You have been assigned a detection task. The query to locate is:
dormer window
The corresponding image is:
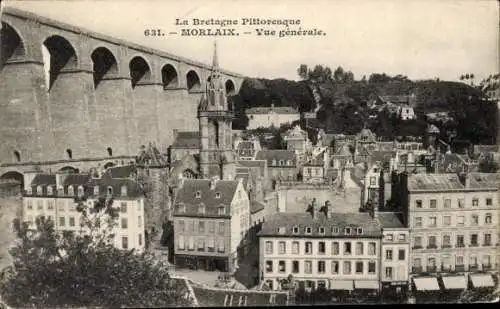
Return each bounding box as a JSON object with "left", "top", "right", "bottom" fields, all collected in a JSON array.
[
  {"left": 305, "top": 227, "right": 312, "bottom": 234},
  {"left": 67, "top": 185, "right": 74, "bottom": 196},
  {"left": 357, "top": 227, "right": 363, "bottom": 235},
  {"left": 332, "top": 227, "right": 339, "bottom": 234},
  {"left": 120, "top": 185, "right": 127, "bottom": 197},
  {"left": 47, "top": 186, "right": 53, "bottom": 196},
  {"left": 287, "top": 160, "right": 292, "bottom": 166},
  {"left": 318, "top": 227, "right": 325, "bottom": 234},
  {"left": 26, "top": 187, "right": 32, "bottom": 195},
  {"left": 279, "top": 160, "right": 284, "bottom": 166},
  {"left": 198, "top": 204, "right": 205, "bottom": 214},
  {"left": 292, "top": 226, "right": 299, "bottom": 234},
  {"left": 77, "top": 186, "right": 84, "bottom": 197},
  {"left": 93, "top": 185, "right": 99, "bottom": 196},
  {"left": 272, "top": 159, "right": 277, "bottom": 166},
  {"left": 36, "top": 185, "right": 42, "bottom": 195},
  {"left": 178, "top": 204, "right": 186, "bottom": 213},
  {"left": 345, "top": 227, "right": 352, "bottom": 235},
  {"left": 278, "top": 227, "right": 286, "bottom": 234},
  {"left": 215, "top": 192, "right": 221, "bottom": 199},
  {"left": 107, "top": 186, "right": 113, "bottom": 196},
  {"left": 195, "top": 191, "right": 201, "bottom": 199},
  {"left": 218, "top": 206, "right": 225, "bottom": 215},
  {"left": 57, "top": 186, "right": 64, "bottom": 195}
]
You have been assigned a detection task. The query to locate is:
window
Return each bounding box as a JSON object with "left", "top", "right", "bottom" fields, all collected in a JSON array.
[
  {"left": 208, "top": 221, "right": 215, "bottom": 233},
  {"left": 344, "top": 242, "right": 352, "bottom": 255},
  {"left": 430, "top": 199, "right": 437, "bottom": 208},
  {"left": 443, "top": 235, "right": 451, "bottom": 247},
  {"left": 470, "top": 234, "right": 478, "bottom": 246},
  {"left": 196, "top": 238, "right": 205, "bottom": 251},
  {"left": 195, "top": 191, "right": 201, "bottom": 198},
  {"left": 443, "top": 216, "right": 451, "bottom": 226},
  {"left": 305, "top": 227, "right": 312, "bottom": 234},
  {"left": 138, "top": 234, "right": 142, "bottom": 246},
  {"left": 458, "top": 199, "right": 465, "bottom": 208},
  {"left": 198, "top": 205, "right": 205, "bottom": 214},
  {"left": 368, "top": 261, "right": 376, "bottom": 274},
  {"left": 345, "top": 227, "right": 352, "bottom": 235},
  {"left": 67, "top": 186, "right": 74, "bottom": 196},
  {"left": 486, "top": 198, "right": 492, "bottom": 206},
  {"left": 413, "top": 258, "right": 422, "bottom": 268},
  {"left": 386, "top": 234, "right": 394, "bottom": 241},
  {"left": 289, "top": 260, "right": 299, "bottom": 273},
  {"left": 444, "top": 199, "right": 451, "bottom": 208},
  {"left": 385, "top": 267, "right": 393, "bottom": 279},
  {"left": 331, "top": 261, "right": 339, "bottom": 274},
  {"left": 485, "top": 213, "right": 492, "bottom": 224},
  {"left": 415, "top": 200, "right": 422, "bottom": 208},
  {"left": 207, "top": 238, "right": 215, "bottom": 252},
  {"left": 36, "top": 186, "right": 42, "bottom": 195},
  {"left": 428, "top": 236, "right": 437, "bottom": 248},
  {"left": 278, "top": 227, "right": 286, "bottom": 235},
  {"left": 292, "top": 226, "right": 299, "bottom": 234},
  {"left": 215, "top": 192, "right": 221, "bottom": 199},
  {"left": 47, "top": 201, "right": 54, "bottom": 210},
  {"left": 385, "top": 249, "right": 393, "bottom": 260},
  {"left": 370, "top": 177, "right": 376, "bottom": 186},
  {"left": 305, "top": 242, "right": 312, "bottom": 254},
  {"left": 471, "top": 215, "right": 479, "bottom": 226},
  {"left": 355, "top": 261, "right": 363, "bottom": 274},
  {"left": 415, "top": 217, "right": 422, "bottom": 227},
  {"left": 265, "top": 261, "right": 273, "bottom": 273},
  {"left": 59, "top": 217, "right": 65, "bottom": 227},
  {"left": 332, "top": 227, "right": 339, "bottom": 234},
  {"left": 57, "top": 200, "right": 65, "bottom": 212},
  {"left": 414, "top": 236, "right": 422, "bottom": 248},
  {"left": 265, "top": 241, "right": 273, "bottom": 254},
  {"left": 318, "top": 227, "right": 325, "bottom": 234},
  {"left": 472, "top": 198, "right": 478, "bottom": 207},
  {"left": 122, "top": 237, "right": 128, "bottom": 249},
  {"left": 456, "top": 256, "right": 464, "bottom": 265},
  {"left": 470, "top": 256, "right": 477, "bottom": 266},
  {"left": 120, "top": 202, "right": 127, "bottom": 213},
  {"left": 304, "top": 261, "right": 312, "bottom": 274},
  {"left": 456, "top": 235, "right": 465, "bottom": 247},
  {"left": 278, "top": 241, "right": 286, "bottom": 254},
  {"left": 178, "top": 220, "right": 185, "bottom": 232},
  {"left": 121, "top": 218, "right": 128, "bottom": 229},
  {"left": 332, "top": 242, "right": 339, "bottom": 255},
  {"left": 428, "top": 217, "right": 437, "bottom": 227},
  {"left": 37, "top": 200, "right": 43, "bottom": 210},
  {"left": 69, "top": 217, "right": 75, "bottom": 227},
  {"left": 357, "top": 227, "right": 363, "bottom": 235},
  {"left": 398, "top": 234, "right": 406, "bottom": 242},
  {"left": 355, "top": 242, "right": 364, "bottom": 255},
  {"left": 106, "top": 186, "right": 113, "bottom": 196},
  {"left": 93, "top": 186, "right": 99, "bottom": 196},
  {"left": 218, "top": 222, "right": 225, "bottom": 233},
  {"left": 398, "top": 249, "right": 405, "bottom": 260},
  {"left": 483, "top": 255, "right": 491, "bottom": 266},
  {"left": 218, "top": 207, "right": 225, "bottom": 215},
  {"left": 292, "top": 241, "right": 299, "bottom": 254},
  {"left": 484, "top": 233, "right": 492, "bottom": 246},
  {"left": 318, "top": 241, "right": 326, "bottom": 254},
  {"left": 457, "top": 216, "right": 465, "bottom": 225},
  {"left": 198, "top": 221, "right": 205, "bottom": 233},
  {"left": 343, "top": 261, "right": 351, "bottom": 274},
  {"left": 217, "top": 239, "right": 225, "bottom": 253},
  {"left": 318, "top": 261, "right": 326, "bottom": 273},
  {"left": 368, "top": 242, "right": 376, "bottom": 255},
  {"left": 177, "top": 236, "right": 185, "bottom": 250},
  {"left": 26, "top": 200, "right": 33, "bottom": 210}
]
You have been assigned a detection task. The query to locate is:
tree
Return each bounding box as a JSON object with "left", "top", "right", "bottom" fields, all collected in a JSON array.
[
  {"left": 297, "top": 64, "right": 309, "bottom": 80},
  {"left": 333, "top": 66, "right": 345, "bottom": 82},
  {"left": 0, "top": 196, "right": 192, "bottom": 308}
]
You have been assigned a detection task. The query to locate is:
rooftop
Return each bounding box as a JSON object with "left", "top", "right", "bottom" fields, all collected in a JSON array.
[
  {"left": 106, "top": 165, "right": 136, "bottom": 179},
  {"left": 258, "top": 212, "right": 382, "bottom": 238},
  {"left": 377, "top": 212, "right": 406, "bottom": 229},
  {"left": 255, "top": 150, "right": 296, "bottom": 167},
  {"left": 136, "top": 143, "right": 168, "bottom": 167},
  {"left": 408, "top": 172, "right": 500, "bottom": 191},
  {"left": 250, "top": 200, "right": 265, "bottom": 214},
  {"left": 172, "top": 131, "right": 200, "bottom": 149},
  {"left": 246, "top": 106, "right": 299, "bottom": 115}
]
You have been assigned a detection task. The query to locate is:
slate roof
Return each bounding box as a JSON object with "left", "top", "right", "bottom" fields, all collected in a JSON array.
[
  {"left": 30, "top": 174, "right": 56, "bottom": 186},
  {"left": 136, "top": 143, "right": 168, "bottom": 167},
  {"left": 172, "top": 131, "right": 200, "bottom": 149},
  {"left": 377, "top": 212, "right": 406, "bottom": 229},
  {"left": 258, "top": 212, "right": 383, "bottom": 238},
  {"left": 407, "top": 173, "right": 500, "bottom": 192},
  {"left": 237, "top": 160, "right": 267, "bottom": 177},
  {"left": 86, "top": 177, "right": 144, "bottom": 198},
  {"left": 106, "top": 165, "right": 137, "bottom": 179},
  {"left": 255, "top": 150, "right": 296, "bottom": 167},
  {"left": 246, "top": 106, "right": 299, "bottom": 115},
  {"left": 173, "top": 179, "right": 241, "bottom": 217},
  {"left": 427, "top": 124, "right": 440, "bottom": 134},
  {"left": 370, "top": 150, "right": 396, "bottom": 163},
  {"left": 250, "top": 200, "right": 265, "bottom": 214},
  {"left": 334, "top": 144, "right": 352, "bottom": 157}
]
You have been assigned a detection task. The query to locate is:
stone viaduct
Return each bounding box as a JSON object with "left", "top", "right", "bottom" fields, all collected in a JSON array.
[{"left": 0, "top": 7, "right": 244, "bottom": 185}]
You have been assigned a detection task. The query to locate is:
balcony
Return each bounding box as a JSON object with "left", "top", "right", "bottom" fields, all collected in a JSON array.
[
  {"left": 426, "top": 245, "right": 438, "bottom": 249},
  {"left": 412, "top": 245, "right": 423, "bottom": 250},
  {"left": 469, "top": 264, "right": 479, "bottom": 272},
  {"left": 454, "top": 265, "right": 466, "bottom": 272},
  {"left": 412, "top": 266, "right": 423, "bottom": 273},
  {"left": 456, "top": 243, "right": 465, "bottom": 248},
  {"left": 426, "top": 266, "right": 438, "bottom": 273}
]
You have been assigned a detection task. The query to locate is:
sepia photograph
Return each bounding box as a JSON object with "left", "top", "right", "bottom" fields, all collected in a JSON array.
[{"left": 0, "top": 0, "right": 498, "bottom": 307}]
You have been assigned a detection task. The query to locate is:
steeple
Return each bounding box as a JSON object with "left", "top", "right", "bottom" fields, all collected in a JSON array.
[{"left": 212, "top": 40, "right": 219, "bottom": 73}]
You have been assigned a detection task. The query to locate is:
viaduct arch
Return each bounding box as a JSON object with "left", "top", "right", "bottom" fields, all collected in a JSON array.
[{"left": 0, "top": 7, "right": 244, "bottom": 170}]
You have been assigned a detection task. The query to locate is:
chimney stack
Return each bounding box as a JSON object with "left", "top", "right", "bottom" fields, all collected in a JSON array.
[{"left": 209, "top": 176, "right": 219, "bottom": 190}]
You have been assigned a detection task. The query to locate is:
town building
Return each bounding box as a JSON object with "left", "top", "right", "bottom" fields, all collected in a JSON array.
[
  {"left": 246, "top": 104, "right": 300, "bottom": 130},
  {"left": 233, "top": 136, "right": 261, "bottom": 160},
  {"left": 170, "top": 130, "right": 201, "bottom": 162},
  {"left": 255, "top": 150, "right": 298, "bottom": 183},
  {"left": 398, "top": 105, "right": 416, "bottom": 120},
  {"left": 22, "top": 168, "right": 146, "bottom": 252},
  {"left": 258, "top": 205, "right": 383, "bottom": 294},
  {"left": 172, "top": 177, "right": 250, "bottom": 273},
  {"left": 284, "top": 125, "right": 311, "bottom": 161},
  {"left": 377, "top": 212, "right": 410, "bottom": 295},
  {"left": 395, "top": 172, "right": 499, "bottom": 295},
  {"left": 301, "top": 147, "right": 328, "bottom": 184}
]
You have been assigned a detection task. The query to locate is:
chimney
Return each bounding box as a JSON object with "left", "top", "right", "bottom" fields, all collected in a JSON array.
[
  {"left": 209, "top": 176, "right": 219, "bottom": 190},
  {"left": 459, "top": 172, "right": 470, "bottom": 188},
  {"left": 311, "top": 198, "right": 318, "bottom": 219},
  {"left": 322, "top": 200, "right": 331, "bottom": 218},
  {"left": 177, "top": 173, "right": 184, "bottom": 188}
]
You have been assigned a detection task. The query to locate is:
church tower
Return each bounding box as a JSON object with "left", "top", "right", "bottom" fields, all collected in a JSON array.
[{"left": 198, "top": 42, "right": 235, "bottom": 180}]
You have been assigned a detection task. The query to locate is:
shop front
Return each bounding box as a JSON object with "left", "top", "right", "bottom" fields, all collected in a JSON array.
[
  {"left": 174, "top": 254, "right": 230, "bottom": 272},
  {"left": 439, "top": 275, "right": 467, "bottom": 302},
  {"left": 329, "top": 280, "right": 354, "bottom": 303},
  {"left": 353, "top": 280, "right": 380, "bottom": 302},
  {"left": 411, "top": 276, "right": 442, "bottom": 303},
  {"left": 467, "top": 273, "right": 496, "bottom": 301}
]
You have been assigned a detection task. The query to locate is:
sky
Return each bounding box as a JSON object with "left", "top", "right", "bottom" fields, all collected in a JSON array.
[{"left": 2, "top": 0, "right": 499, "bottom": 82}]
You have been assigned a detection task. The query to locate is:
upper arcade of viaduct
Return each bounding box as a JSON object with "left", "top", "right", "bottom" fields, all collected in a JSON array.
[{"left": 0, "top": 7, "right": 245, "bottom": 181}]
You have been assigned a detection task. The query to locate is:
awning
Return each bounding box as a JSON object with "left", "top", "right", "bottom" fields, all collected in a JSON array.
[
  {"left": 441, "top": 276, "right": 466, "bottom": 290},
  {"left": 330, "top": 280, "right": 354, "bottom": 291},
  {"left": 413, "top": 277, "right": 440, "bottom": 291},
  {"left": 470, "top": 274, "right": 495, "bottom": 288},
  {"left": 354, "top": 280, "right": 379, "bottom": 290}
]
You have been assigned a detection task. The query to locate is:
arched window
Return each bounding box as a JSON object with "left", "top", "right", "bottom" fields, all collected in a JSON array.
[
  {"left": 107, "top": 186, "right": 113, "bottom": 196},
  {"left": 36, "top": 185, "right": 42, "bottom": 195},
  {"left": 67, "top": 185, "right": 74, "bottom": 196},
  {"left": 107, "top": 147, "right": 113, "bottom": 156},
  {"left": 93, "top": 185, "right": 100, "bottom": 196},
  {"left": 198, "top": 204, "right": 205, "bottom": 214},
  {"left": 77, "top": 186, "right": 84, "bottom": 197},
  {"left": 57, "top": 186, "right": 64, "bottom": 195},
  {"left": 47, "top": 186, "right": 53, "bottom": 196},
  {"left": 66, "top": 149, "right": 73, "bottom": 159},
  {"left": 121, "top": 185, "right": 127, "bottom": 197},
  {"left": 13, "top": 150, "right": 21, "bottom": 162}
]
